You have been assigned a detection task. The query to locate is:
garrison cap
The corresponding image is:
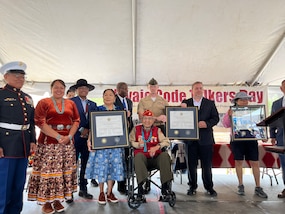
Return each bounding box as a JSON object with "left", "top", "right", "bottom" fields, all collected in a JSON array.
[{"left": 148, "top": 78, "right": 158, "bottom": 85}]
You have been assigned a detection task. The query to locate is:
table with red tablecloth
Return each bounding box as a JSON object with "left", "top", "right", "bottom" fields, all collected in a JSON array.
[
  {"left": 212, "top": 143, "right": 281, "bottom": 185},
  {"left": 212, "top": 143, "right": 280, "bottom": 168}
]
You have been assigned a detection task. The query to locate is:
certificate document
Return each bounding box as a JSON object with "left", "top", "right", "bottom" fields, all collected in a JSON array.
[
  {"left": 166, "top": 107, "right": 199, "bottom": 140},
  {"left": 90, "top": 111, "right": 129, "bottom": 149},
  {"left": 170, "top": 111, "right": 194, "bottom": 129},
  {"left": 96, "top": 115, "right": 123, "bottom": 137}
]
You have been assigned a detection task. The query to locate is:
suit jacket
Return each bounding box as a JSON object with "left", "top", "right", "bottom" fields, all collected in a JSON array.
[
  {"left": 115, "top": 95, "right": 134, "bottom": 133},
  {"left": 270, "top": 97, "right": 284, "bottom": 146},
  {"left": 71, "top": 96, "right": 97, "bottom": 144},
  {"left": 182, "top": 97, "right": 219, "bottom": 146}
]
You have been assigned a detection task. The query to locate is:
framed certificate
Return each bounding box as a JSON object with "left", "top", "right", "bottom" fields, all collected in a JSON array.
[
  {"left": 231, "top": 105, "right": 267, "bottom": 141},
  {"left": 90, "top": 110, "right": 129, "bottom": 149},
  {"left": 166, "top": 107, "right": 199, "bottom": 140}
]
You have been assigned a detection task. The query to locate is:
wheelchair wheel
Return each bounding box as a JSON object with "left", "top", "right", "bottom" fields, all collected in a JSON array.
[
  {"left": 127, "top": 194, "right": 142, "bottom": 209},
  {"left": 168, "top": 191, "right": 176, "bottom": 207}
]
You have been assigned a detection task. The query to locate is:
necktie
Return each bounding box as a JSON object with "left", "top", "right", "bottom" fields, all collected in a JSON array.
[
  {"left": 122, "top": 98, "right": 127, "bottom": 110},
  {"left": 85, "top": 102, "right": 88, "bottom": 118}
]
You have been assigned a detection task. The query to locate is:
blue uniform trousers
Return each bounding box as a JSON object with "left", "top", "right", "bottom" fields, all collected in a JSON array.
[{"left": 0, "top": 158, "right": 28, "bottom": 214}]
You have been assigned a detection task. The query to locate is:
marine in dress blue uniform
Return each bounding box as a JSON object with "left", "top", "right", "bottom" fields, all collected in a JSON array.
[{"left": 0, "top": 61, "right": 36, "bottom": 214}]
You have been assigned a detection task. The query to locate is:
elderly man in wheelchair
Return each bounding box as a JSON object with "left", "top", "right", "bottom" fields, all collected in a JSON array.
[{"left": 128, "top": 110, "right": 175, "bottom": 207}]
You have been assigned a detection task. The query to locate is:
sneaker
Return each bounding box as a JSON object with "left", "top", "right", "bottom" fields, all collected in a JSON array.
[
  {"left": 53, "top": 200, "right": 64, "bottom": 213},
  {"left": 42, "top": 202, "right": 55, "bottom": 214},
  {"left": 254, "top": 187, "right": 268, "bottom": 198},
  {"left": 107, "top": 192, "right": 119, "bottom": 203},
  {"left": 98, "top": 192, "right": 106, "bottom": 205},
  {"left": 237, "top": 184, "right": 245, "bottom": 195},
  {"left": 278, "top": 189, "right": 285, "bottom": 198},
  {"left": 206, "top": 189, "right": 217, "bottom": 197}
]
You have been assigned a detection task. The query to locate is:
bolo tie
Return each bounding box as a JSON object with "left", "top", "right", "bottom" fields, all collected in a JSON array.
[{"left": 141, "top": 127, "right": 153, "bottom": 152}]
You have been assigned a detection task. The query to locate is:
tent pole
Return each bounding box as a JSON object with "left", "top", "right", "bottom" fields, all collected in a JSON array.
[
  {"left": 132, "top": 0, "right": 137, "bottom": 85},
  {"left": 250, "top": 33, "right": 285, "bottom": 86}
]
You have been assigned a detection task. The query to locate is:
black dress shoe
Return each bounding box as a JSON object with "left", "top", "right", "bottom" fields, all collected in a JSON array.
[
  {"left": 187, "top": 188, "right": 197, "bottom": 196},
  {"left": 206, "top": 189, "right": 217, "bottom": 197},
  {"left": 79, "top": 190, "right": 93, "bottom": 199},
  {"left": 91, "top": 179, "right": 99, "bottom": 187},
  {"left": 143, "top": 180, "right": 151, "bottom": 194}
]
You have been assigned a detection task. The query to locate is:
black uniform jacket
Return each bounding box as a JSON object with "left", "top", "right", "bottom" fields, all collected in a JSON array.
[{"left": 0, "top": 84, "right": 36, "bottom": 158}]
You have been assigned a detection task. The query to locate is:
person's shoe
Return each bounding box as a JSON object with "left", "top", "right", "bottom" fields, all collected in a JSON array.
[
  {"left": 107, "top": 192, "right": 119, "bottom": 203},
  {"left": 117, "top": 181, "right": 127, "bottom": 194},
  {"left": 137, "top": 194, "right": 146, "bottom": 202},
  {"left": 237, "top": 184, "right": 245, "bottom": 195},
  {"left": 65, "top": 194, "right": 74, "bottom": 204},
  {"left": 187, "top": 188, "right": 197, "bottom": 196},
  {"left": 144, "top": 180, "right": 151, "bottom": 194},
  {"left": 91, "top": 179, "right": 99, "bottom": 187},
  {"left": 98, "top": 192, "right": 106, "bottom": 205},
  {"left": 79, "top": 190, "right": 93, "bottom": 199},
  {"left": 161, "top": 182, "right": 170, "bottom": 195},
  {"left": 255, "top": 187, "right": 268, "bottom": 198},
  {"left": 42, "top": 202, "right": 55, "bottom": 214},
  {"left": 53, "top": 200, "right": 64, "bottom": 213},
  {"left": 206, "top": 189, "right": 217, "bottom": 197},
  {"left": 277, "top": 189, "right": 285, "bottom": 198}
]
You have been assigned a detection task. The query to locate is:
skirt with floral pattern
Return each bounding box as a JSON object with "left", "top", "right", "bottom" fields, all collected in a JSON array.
[{"left": 27, "top": 143, "right": 77, "bottom": 204}]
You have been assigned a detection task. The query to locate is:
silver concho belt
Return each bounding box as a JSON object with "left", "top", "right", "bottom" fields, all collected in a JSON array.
[{"left": 50, "top": 124, "right": 71, "bottom": 130}]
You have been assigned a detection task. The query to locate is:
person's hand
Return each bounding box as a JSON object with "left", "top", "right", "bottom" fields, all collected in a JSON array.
[
  {"left": 80, "top": 128, "right": 89, "bottom": 138},
  {"left": 227, "top": 109, "right": 233, "bottom": 116},
  {"left": 271, "top": 138, "right": 276, "bottom": 146},
  {"left": 127, "top": 110, "right": 131, "bottom": 118},
  {"left": 30, "top": 143, "right": 37, "bottom": 154},
  {"left": 87, "top": 139, "right": 94, "bottom": 152},
  {"left": 0, "top": 147, "right": 4, "bottom": 158},
  {"left": 148, "top": 145, "right": 159, "bottom": 157},
  {"left": 180, "top": 103, "right": 187, "bottom": 108},
  {"left": 198, "top": 121, "right": 207, "bottom": 128},
  {"left": 261, "top": 139, "right": 268, "bottom": 143},
  {"left": 138, "top": 136, "right": 144, "bottom": 148},
  {"left": 156, "top": 115, "right": 167, "bottom": 123}
]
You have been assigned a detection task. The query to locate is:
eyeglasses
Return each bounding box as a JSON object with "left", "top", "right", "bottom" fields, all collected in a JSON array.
[{"left": 10, "top": 73, "right": 26, "bottom": 80}]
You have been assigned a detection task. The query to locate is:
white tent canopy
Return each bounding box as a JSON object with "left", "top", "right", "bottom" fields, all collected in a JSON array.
[{"left": 1, "top": 0, "right": 285, "bottom": 90}]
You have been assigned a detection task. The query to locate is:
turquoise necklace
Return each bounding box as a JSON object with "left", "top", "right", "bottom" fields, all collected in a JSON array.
[
  {"left": 51, "top": 96, "right": 65, "bottom": 114},
  {"left": 141, "top": 126, "right": 153, "bottom": 152}
]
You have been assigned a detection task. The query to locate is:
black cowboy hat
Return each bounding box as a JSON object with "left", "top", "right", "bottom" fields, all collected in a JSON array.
[{"left": 71, "top": 79, "right": 95, "bottom": 91}]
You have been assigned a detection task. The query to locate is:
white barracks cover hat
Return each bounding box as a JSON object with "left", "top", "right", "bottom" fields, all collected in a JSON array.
[{"left": 0, "top": 61, "right": 27, "bottom": 75}]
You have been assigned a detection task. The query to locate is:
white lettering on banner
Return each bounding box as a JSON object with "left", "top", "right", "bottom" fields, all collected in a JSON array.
[
  {"left": 127, "top": 89, "right": 187, "bottom": 103},
  {"left": 125, "top": 86, "right": 266, "bottom": 105},
  {"left": 196, "top": 89, "right": 264, "bottom": 104}
]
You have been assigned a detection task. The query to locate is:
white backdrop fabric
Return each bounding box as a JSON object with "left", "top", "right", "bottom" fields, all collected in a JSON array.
[{"left": 1, "top": 0, "right": 285, "bottom": 88}]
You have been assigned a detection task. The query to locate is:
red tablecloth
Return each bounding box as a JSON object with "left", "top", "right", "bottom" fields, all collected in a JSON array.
[{"left": 212, "top": 143, "right": 280, "bottom": 168}]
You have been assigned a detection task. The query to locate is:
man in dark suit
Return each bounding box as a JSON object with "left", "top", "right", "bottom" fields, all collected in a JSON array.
[
  {"left": 114, "top": 82, "right": 133, "bottom": 194},
  {"left": 270, "top": 79, "right": 285, "bottom": 198},
  {"left": 181, "top": 81, "right": 219, "bottom": 197},
  {"left": 70, "top": 79, "right": 98, "bottom": 201}
]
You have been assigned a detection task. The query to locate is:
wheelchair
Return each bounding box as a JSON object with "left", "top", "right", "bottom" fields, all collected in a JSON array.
[{"left": 126, "top": 147, "right": 176, "bottom": 209}]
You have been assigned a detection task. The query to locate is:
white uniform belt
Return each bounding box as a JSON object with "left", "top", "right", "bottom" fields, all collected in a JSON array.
[{"left": 0, "top": 122, "right": 30, "bottom": 130}]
